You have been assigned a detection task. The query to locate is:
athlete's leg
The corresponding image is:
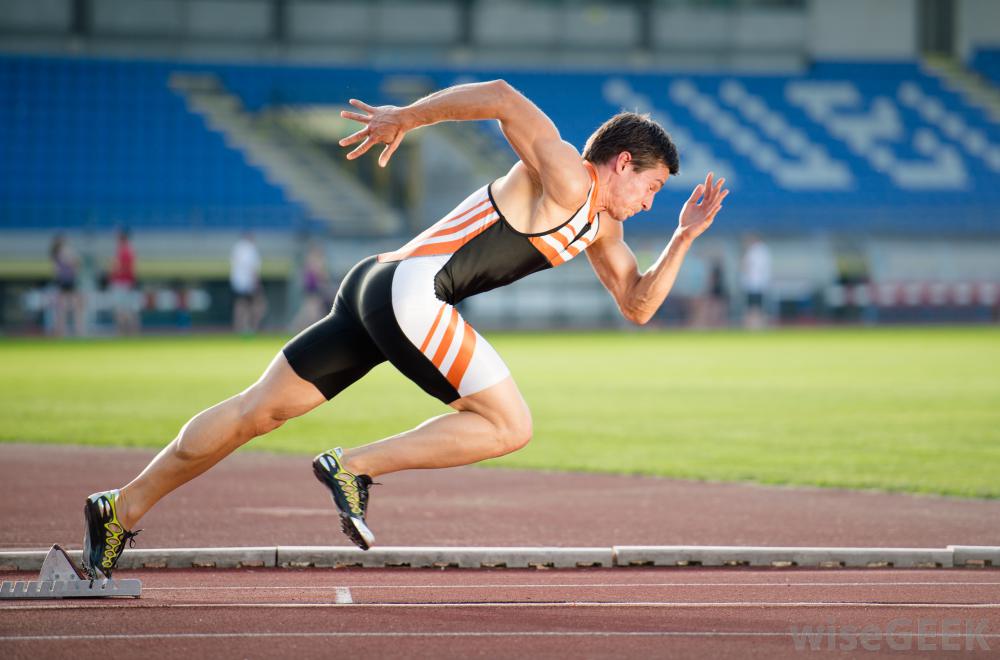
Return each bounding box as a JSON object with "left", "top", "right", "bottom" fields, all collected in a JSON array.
[
  {"left": 112, "top": 257, "right": 389, "bottom": 530},
  {"left": 340, "top": 374, "right": 531, "bottom": 478},
  {"left": 329, "top": 256, "right": 531, "bottom": 478},
  {"left": 115, "top": 352, "right": 326, "bottom": 529}
]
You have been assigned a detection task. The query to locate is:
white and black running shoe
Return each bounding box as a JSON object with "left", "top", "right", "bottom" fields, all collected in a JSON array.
[{"left": 312, "top": 448, "right": 376, "bottom": 550}]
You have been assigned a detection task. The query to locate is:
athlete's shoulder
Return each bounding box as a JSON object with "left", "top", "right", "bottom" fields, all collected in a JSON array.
[{"left": 498, "top": 159, "right": 590, "bottom": 211}]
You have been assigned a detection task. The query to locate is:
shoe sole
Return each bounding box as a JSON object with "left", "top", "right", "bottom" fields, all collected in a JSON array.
[
  {"left": 340, "top": 513, "right": 375, "bottom": 551},
  {"left": 312, "top": 461, "right": 375, "bottom": 551}
]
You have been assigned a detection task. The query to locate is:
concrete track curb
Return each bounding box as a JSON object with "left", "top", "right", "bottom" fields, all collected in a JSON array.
[{"left": 1, "top": 545, "right": 996, "bottom": 572}]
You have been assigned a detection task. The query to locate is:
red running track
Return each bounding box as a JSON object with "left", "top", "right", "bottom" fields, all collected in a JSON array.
[
  {"left": 3, "top": 567, "right": 999, "bottom": 659},
  {"left": 3, "top": 444, "right": 1000, "bottom": 550}
]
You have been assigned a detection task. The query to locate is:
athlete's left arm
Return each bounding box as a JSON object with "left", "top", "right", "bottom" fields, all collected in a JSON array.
[{"left": 587, "top": 173, "right": 728, "bottom": 325}]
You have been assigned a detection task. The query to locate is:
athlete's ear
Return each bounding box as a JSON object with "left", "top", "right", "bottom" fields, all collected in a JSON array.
[{"left": 615, "top": 151, "right": 632, "bottom": 174}]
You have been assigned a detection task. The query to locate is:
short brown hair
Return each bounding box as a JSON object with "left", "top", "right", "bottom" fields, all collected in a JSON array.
[{"left": 583, "top": 112, "right": 679, "bottom": 175}]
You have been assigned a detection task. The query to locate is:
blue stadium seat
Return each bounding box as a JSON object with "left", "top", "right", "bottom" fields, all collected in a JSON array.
[
  {"left": 1, "top": 54, "right": 998, "bottom": 234},
  {"left": 971, "top": 48, "right": 1000, "bottom": 87},
  {"left": 0, "top": 54, "right": 307, "bottom": 230},
  {"left": 223, "top": 58, "right": 998, "bottom": 234}
]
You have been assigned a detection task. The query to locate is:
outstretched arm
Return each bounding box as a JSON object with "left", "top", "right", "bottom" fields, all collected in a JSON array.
[
  {"left": 338, "top": 80, "right": 589, "bottom": 208},
  {"left": 587, "top": 173, "right": 728, "bottom": 325}
]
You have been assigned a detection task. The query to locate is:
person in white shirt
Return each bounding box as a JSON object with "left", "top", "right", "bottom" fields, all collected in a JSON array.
[
  {"left": 230, "top": 232, "right": 265, "bottom": 333},
  {"left": 741, "top": 234, "right": 771, "bottom": 330}
]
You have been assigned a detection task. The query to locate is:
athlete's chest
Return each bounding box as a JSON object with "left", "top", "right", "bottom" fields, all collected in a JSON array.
[
  {"left": 523, "top": 210, "right": 600, "bottom": 268},
  {"left": 489, "top": 182, "right": 600, "bottom": 268},
  {"left": 494, "top": 194, "right": 575, "bottom": 235}
]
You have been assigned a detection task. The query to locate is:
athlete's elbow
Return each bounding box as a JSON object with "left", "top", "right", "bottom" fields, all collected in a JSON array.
[
  {"left": 621, "top": 303, "right": 653, "bottom": 326},
  {"left": 621, "top": 292, "right": 655, "bottom": 325},
  {"left": 490, "top": 79, "right": 515, "bottom": 99},
  {"left": 490, "top": 79, "right": 521, "bottom": 118}
]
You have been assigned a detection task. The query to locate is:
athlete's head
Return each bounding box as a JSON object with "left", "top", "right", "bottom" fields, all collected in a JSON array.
[{"left": 583, "top": 112, "right": 679, "bottom": 220}]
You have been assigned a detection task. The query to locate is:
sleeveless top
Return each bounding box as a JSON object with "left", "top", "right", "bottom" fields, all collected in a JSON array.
[{"left": 379, "top": 162, "right": 601, "bottom": 305}]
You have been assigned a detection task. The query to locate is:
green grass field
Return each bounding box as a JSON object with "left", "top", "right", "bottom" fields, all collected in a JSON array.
[{"left": 2, "top": 327, "right": 998, "bottom": 498}]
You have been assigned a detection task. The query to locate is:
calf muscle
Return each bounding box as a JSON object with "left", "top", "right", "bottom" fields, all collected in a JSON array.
[{"left": 117, "top": 352, "right": 326, "bottom": 528}]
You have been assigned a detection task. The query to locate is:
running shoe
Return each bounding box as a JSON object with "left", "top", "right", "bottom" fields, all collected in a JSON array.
[
  {"left": 82, "top": 489, "right": 141, "bottom": 580},
  {"left": 312, "top": 448, "right": 376, "bottom": 550}
]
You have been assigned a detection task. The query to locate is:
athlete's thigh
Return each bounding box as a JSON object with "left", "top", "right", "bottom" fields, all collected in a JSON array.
[
  {"left": 375, "top": 299, "right": 510, "bottom": 404},
  {"left": 281, "top": 289, "right": 387, "bottom": 401},
  {"left": 241, "top": 350, "right": 329, "bottom": 419},
  {"left": 357, "top": 256, "right": 511, "bottom": 405}
]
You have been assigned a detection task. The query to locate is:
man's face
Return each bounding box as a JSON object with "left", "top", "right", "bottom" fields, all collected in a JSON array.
[{"left": 607, "top": 156, "right": 671, "bottom": 221}]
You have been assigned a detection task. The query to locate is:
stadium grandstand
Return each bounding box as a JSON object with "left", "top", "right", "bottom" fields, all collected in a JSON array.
[{"left": 1, "top": 0, "right": 999, "bottom": 333}]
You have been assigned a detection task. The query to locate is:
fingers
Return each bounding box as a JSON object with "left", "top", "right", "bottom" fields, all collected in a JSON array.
[
  {"left": 687, "top": 184, "right": 705, "bottom": 204},
  {"left": 706, "top": 176, "right": 726, "bottom": 204},
  {"left": 708, "top": 188, "right": 729, "bottom": 211},
  {"left": 340, "top": 110, "right": 371, "bottom": 124},
  {"left": 378, "top": 134, "right": 404, "bottom": 168},
  {"left": 689, "top": 172, "right": 729, "bottom": 206},
  {"left": 699, "top": 173, "right": 727, "bottom": 206},
  {"left": 339, "top": 127, "right": 369, "bottom": 147},
  {"left": 706, "top": 189, "right": 730, "bottom": 219},
  {"left": 349, "top": 98, "right": 377, "bottom": 113},
  {"left": 347, "top": 136, "right": 376, "bottom": 160}
]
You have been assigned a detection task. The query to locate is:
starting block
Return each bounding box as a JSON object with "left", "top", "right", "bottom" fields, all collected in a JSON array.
[{"left": 0, "top": 544, "right": 141, "bottom": 599}]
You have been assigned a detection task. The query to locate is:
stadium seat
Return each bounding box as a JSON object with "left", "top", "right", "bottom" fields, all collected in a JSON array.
[{"left": 1, "top": 54, "right": 997, "bottom": 234}]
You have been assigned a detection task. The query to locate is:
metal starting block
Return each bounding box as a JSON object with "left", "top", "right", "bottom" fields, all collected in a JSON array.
[{"left": 0, "top": 544, "right": 141, "bottom": 599}]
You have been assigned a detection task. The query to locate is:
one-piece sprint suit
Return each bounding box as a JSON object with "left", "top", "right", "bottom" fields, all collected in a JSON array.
[{"left": 283, "top": 162, "right": 602, "bottom": 404}]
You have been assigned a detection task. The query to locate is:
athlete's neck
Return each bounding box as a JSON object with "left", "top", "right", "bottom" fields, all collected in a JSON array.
[{"left": 589, "top": 160, "right": 613, "bottom": 215}]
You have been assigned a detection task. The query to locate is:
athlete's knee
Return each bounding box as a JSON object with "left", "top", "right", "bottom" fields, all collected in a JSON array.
[
  {"left": 493, "top": 404, "right": 533, "bottom": 456},
  {"left": 236, "top": 389, "right": 292, "bottom": 439}
]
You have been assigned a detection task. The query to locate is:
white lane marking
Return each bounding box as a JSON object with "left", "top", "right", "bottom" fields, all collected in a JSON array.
[
  {"left": 4, "top": 631, "right": 1000, "bottom": 642},
  {"left": 142, "top": 581, "right": 1000, "bottom": 592},
  {"left": 234, "top": 508, "right": 333, "bottom": 516},
  {"left": 4, "top": 601, "right": 1000, "bottom": 611},
  {"left": 335, "top": 587, "right": 352, "bottom": 604}
]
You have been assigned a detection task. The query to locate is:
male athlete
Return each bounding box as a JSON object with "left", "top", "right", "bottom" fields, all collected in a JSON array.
[{"left": 82, "top": 79, "right": 728, "bottom": 578}]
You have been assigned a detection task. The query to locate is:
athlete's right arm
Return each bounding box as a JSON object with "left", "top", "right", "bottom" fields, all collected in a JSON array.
[{"left": 338, "top": 80, "right": 590, "bottom": 209}]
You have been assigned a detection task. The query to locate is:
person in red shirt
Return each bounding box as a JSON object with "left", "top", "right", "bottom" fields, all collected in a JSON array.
[{"left": 109, "top": 228, "right": 139, "bottom": 335}]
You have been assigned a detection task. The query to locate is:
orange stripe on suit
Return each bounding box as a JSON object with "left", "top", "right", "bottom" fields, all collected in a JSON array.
[
  {"left": 431, "top": 307, "right": 460, "bottom": 368},
  {"left": 419, "top": 303, "right": 448, "bottom": 354},
  {"left": 445, "top": 321, "right": 477, "bottom": 389}
]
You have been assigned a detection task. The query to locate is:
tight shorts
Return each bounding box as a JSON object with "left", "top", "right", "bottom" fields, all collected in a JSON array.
[{"left": 282, "top": 255, "right": 510, "bottom": 405}]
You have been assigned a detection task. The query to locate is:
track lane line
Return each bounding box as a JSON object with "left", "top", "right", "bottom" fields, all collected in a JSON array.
[
  {"left": 4, "top": 601, "right": 1000, "bottom": 610},
  {"left": 3, "top": 631, "right": 1000, "bottom": 642},
  {"left": 139, "top": 580, "right": 1000, "bottom": 591}
]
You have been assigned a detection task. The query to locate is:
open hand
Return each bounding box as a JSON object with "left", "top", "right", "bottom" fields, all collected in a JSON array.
[
  {"left": 677, "top": 172, "right": 729, "bottom": 241},
  {"left": 338, "top": 99, "right": 410, "bottom": 167}
]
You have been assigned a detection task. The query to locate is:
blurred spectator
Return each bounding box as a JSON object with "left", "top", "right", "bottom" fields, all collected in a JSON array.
[
  {"left": 741, "top": 234, "right": 771, "bottom": 330},
  {"left": 49, "top": 233, "right": 86, "bottom": 337},
  {"left": 230, "top": 232, "right": 266, "bottom": 334},
  {"left": 174, "top": 280, "right": 193, "bottom": 331},
  {"left": 109, "top": 228, "right": 140, "bottom": 335},
  {"left": 289, "top": 244, "right": 330, "bottom": 331},
  {"left": 834, "top": 243, "right": 873, "bottom": 324},
  {"left": 690, "top": 256, "right": 729, "bottom": 329}
]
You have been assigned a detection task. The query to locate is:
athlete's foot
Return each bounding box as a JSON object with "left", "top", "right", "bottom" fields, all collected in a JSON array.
[
  {"left": 82, "top": 489, "right": 142, "bottom": 580},
  {"left": 312, "top": 448, "right": 376, "bottom": 550}
]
